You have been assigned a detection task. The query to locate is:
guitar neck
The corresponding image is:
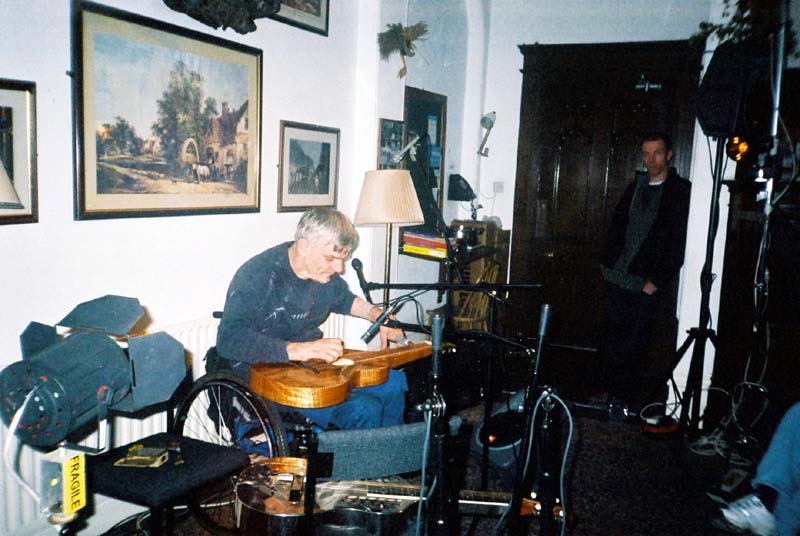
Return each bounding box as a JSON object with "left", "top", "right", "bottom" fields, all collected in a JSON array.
[
  {"left": 344, "top": 342, "right": 432, "bottom": 368},
  {"left": 322, "top": 481, "right": 539, "bottom": 518}
]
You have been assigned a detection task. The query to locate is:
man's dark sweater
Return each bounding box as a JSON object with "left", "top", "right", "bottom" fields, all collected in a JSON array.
[
  {"left": 216, "top": 242, "right": 355, "bottom": 373},
  {"left": 601, "top": 169, "right": 692, "bottom": 289}
]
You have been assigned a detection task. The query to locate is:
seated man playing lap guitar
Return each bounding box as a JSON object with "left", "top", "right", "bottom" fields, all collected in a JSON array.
[{"left": 211, "top": 207, "right": 407, "bottom": 430}]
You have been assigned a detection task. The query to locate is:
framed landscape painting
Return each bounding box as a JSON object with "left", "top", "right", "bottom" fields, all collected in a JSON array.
[
  {"left": 73, "top": 1, "right": 262, "bottom": 219},
  {"left": 277, "top": 121, "right": 339, "bottom": 212},
  {"left": 0, "top": 78, "right": 37, "bottom": 225}
]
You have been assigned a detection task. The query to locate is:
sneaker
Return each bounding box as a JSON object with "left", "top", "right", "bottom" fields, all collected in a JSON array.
[{"left": 721, "top": 494, "right": 777, "bottom": 536}]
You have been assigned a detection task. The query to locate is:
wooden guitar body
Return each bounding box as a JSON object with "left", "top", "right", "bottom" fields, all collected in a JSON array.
[{"left": 249, "top": 342, "right": 432, "bottom": 408}]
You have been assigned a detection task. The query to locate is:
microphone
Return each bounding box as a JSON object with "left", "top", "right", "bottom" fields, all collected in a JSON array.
[
  {"left": 430, "top": 312, "right": 444, "bottom": 380},
  {"left": 537, "top": 303, "right": 551, "bottom": 341},
  {"left": 361, "top": 301, "right": 402, "bottom": 344},
  {"left": 391, "top": 133, "right": 425, "bottom": 163},
  {"left": 351, "top": 258, "right": 373, "bottom": 304},
  {"left": 532, "top": 303, "right": 551, "bottom": 375}
]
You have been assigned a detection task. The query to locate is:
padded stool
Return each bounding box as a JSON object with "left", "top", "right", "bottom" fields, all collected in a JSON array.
[{"left": 89, "top": 432, "right": 249, "bottom": 535}]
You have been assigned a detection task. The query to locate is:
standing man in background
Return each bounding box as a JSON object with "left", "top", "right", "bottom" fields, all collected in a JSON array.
[{"left": 600, "top": 132, "right": 692, "bottom": 420}]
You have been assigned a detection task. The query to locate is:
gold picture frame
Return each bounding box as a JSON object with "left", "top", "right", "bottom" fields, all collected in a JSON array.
[{"left": 73, "top": 1, "right": 262, "bottom": 219}]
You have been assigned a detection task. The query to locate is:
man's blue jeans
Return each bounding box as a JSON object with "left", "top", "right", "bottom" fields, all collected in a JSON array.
[{"left": 753, "top": 402, "right": 800, "bottom": 536}]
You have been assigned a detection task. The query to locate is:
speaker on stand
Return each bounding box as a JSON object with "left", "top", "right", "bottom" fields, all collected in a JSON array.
[{"left": 696, "top": 39, "right": 768, "bottom": 139}]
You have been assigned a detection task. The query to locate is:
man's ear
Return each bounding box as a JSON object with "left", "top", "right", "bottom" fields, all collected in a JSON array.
[
  {"left": 667, "top": 149, "right": 674, "bottom": 162},
  {"left": 295, "top": 237, "right": 310, "bottom": 257}
]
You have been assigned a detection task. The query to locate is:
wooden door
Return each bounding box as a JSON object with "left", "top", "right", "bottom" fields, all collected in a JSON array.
[{"left": 508, "top": 41, "right": 701, "bottom": 350}]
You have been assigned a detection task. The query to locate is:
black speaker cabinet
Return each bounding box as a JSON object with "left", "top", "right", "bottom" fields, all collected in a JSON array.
[{"left": 696, "top": 40, "right": 769, "bottom": 138}]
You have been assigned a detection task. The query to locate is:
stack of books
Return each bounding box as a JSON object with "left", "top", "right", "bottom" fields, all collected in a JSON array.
[{"left": 402, "top": 231, "right": 447, "bottom": 258}]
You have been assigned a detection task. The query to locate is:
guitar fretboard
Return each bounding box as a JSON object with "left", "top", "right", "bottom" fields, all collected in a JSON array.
[{"left": 319, "top": 481, "right": 535, "bottom": 517}]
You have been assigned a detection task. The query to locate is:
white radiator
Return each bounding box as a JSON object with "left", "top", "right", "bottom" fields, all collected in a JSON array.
[{"left": 1, "top": 313, "right": 346, "bottom": 535}]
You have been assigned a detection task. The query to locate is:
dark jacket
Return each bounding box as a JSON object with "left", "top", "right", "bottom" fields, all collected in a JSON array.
[{"left": 601, "top": 168, "right": 692, "bottom": 289}]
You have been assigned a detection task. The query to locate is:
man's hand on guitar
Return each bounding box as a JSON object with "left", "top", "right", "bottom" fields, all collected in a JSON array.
[
  {"left": 287, "top": 338, "right": 344, "bottom": 363},
  {"left": 380, "top": 320, "right": 405, "bottom": 349}
]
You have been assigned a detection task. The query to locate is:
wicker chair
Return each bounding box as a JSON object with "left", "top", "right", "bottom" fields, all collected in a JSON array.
[{"left": 452, "top": 260, "right": 501, "bottom": 331}]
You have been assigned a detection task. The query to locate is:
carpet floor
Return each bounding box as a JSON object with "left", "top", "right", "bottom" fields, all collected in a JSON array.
[{"left": 99, "top": 396, "right": 747, "bottom": 535}]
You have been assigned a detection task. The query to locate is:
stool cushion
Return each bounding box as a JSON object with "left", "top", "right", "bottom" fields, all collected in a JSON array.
[{"left": 89, "top": 432, "right": 249, "bottom": 508}]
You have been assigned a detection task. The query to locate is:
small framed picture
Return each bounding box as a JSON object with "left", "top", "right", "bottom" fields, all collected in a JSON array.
[
  {"left": 270, "top": 0, "right": 329, "bottom": 36},
  {"left": 378, "top": 118, "right": 404, "bottom": 170},
  {"left": 278, "top": 120, "right": 340, "bottom": 212},
  {"left": 0, "top": 78, "right": 37, "bottom": 225},
  {"left": 73, "top": 1, "right": 262, "bottom": 219}
]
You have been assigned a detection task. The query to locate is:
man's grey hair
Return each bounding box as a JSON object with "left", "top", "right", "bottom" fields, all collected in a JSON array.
[{"left": 295, "top": 207, "right": 359, "bottom": 253}]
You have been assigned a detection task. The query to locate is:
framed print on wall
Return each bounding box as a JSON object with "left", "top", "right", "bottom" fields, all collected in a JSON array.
[
  {"left": 0, "top": 78, "right": 38, "bottom": 225},
  {"left": 377, "top": 118, "right": 404, "bottom": 170},
  {"left": 277, "top": 120, "right": 339, "bottom": 212},
  {"left": 73, "top": 1, "right": 262, "bottom": 220},
  {"left": 270, "top": 0, "right": 329, "bottom": 36}
]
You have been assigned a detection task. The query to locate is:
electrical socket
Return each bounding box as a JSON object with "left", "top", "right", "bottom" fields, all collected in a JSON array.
[{"left": 493, "top": 181, "right": 504, "bottom": 194}]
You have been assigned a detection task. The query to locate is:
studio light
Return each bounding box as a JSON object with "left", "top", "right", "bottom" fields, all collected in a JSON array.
[
  {"left": 477, "top": 111, "right": 496, "bottom": 157},
  {"left": 0, "top": 295, "right": 186, "bottom": 448}
]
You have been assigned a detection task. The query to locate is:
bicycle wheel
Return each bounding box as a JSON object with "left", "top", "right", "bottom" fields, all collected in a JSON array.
[{"left": 172, "top": 373, "right": 288, "bottom": 535}]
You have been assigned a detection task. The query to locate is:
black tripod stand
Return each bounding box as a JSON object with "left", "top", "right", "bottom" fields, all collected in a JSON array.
[{"left": 671, "top": 137, "right": 727, "bottom": 434}]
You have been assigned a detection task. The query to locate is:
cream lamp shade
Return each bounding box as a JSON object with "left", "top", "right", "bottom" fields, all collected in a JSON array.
[
  {"left": 353, "top": 170, "right": 424, "bottom": 306},
  {"left": 353, "top": 169, "right": 424, "bottom": 226},
  {"left": 0, "top": 158, "right": 23, "bottom": 210}
]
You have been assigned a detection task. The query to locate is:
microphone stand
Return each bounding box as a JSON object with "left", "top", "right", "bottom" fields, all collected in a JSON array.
[
  {"left": 506, "top": 304, "right": 557, "bottom": 536},
  {"left": 419, "top": 313, "right": 455, "bottom": 535},
  {"left": 351, "top": 274, "right": 541, "bottom": 334},
  {"left": 407, "top": 134, "right": 465, "bottom": 324}
]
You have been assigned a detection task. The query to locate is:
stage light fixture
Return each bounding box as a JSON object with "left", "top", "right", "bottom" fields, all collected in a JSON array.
[
  {"left": 726, "top": 136, "right": 749, "bottom": 162},
  {"left": 0, "top": 295, "right": 186, "bottom": 448}
]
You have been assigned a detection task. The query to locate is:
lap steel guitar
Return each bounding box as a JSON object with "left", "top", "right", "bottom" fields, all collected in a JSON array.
[{"left": 249, "top": 342, "right": 432, "bottom": 408}]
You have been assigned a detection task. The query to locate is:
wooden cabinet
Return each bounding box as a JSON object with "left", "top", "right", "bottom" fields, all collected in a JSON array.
[{"left": 450, "top": 220, "right": 509, "bottom": 285}]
